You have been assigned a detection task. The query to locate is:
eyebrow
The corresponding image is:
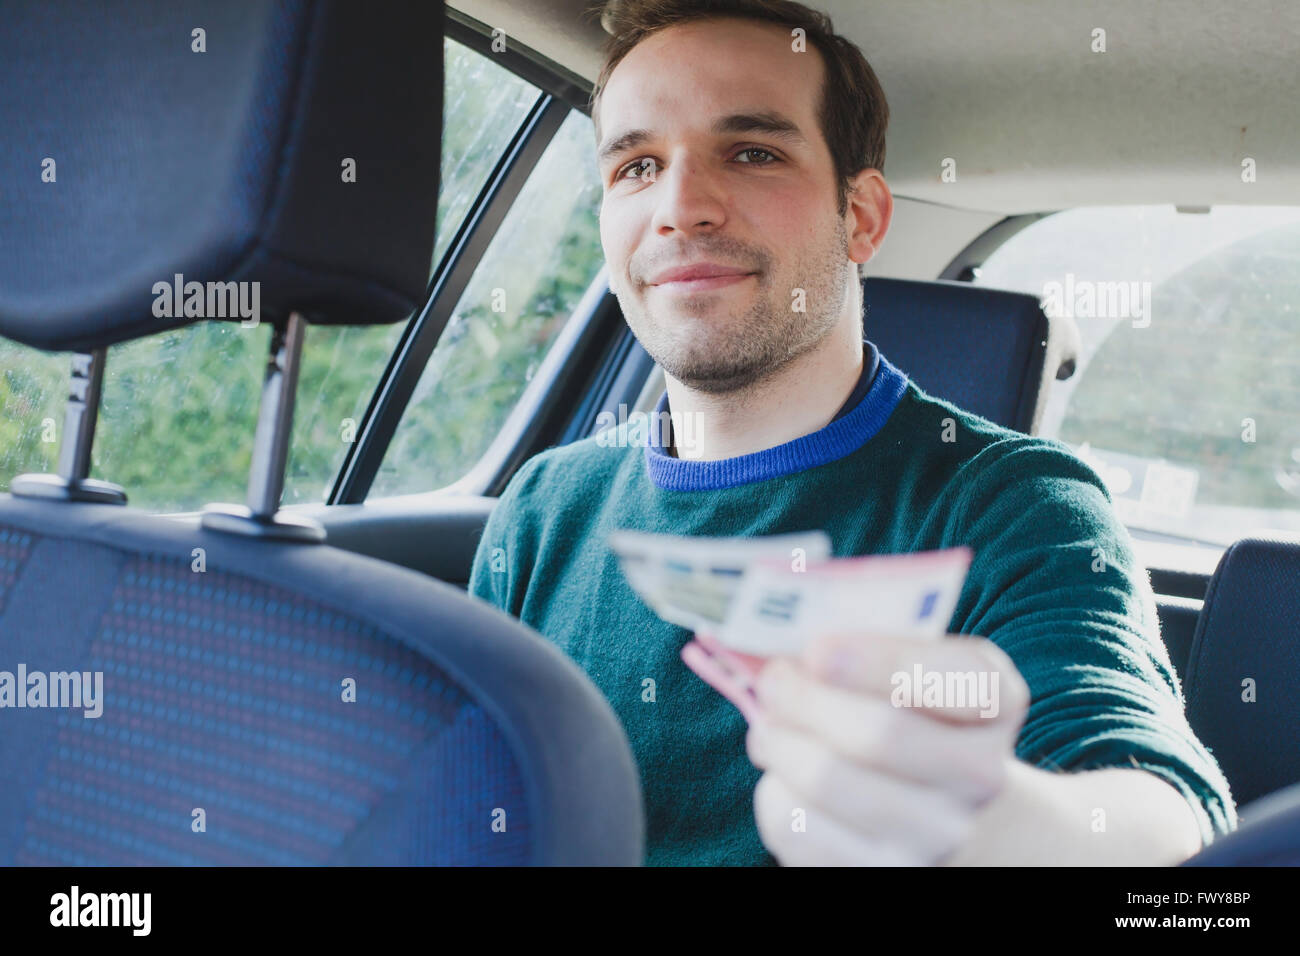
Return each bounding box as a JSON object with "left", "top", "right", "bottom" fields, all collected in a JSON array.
[{"left": 596, "top": 110, "right": 811, "bottom": 168}]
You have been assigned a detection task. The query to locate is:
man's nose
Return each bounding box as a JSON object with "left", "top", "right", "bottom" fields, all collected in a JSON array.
[{"left": 650, "top": 156, "right": 729, "bottom": 236}]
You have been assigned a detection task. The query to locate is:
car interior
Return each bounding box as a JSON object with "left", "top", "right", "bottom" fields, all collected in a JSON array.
[{"left": 1, "top": 0, "right": 1298, "bottom": 867}]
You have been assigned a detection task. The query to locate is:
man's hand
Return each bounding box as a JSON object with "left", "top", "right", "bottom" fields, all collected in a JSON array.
[{"left": 746, "top": 629, "right": 1031, "bottom": 866}]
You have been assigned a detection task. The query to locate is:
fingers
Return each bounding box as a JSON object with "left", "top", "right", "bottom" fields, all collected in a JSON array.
[
  {"left": 796, "top": 632, "right": 1031, "bottom": 725},
  {"left": 753, "top": 658, "right": 1018, "bottom": 801},
  {"left": 748, "top": 720, "right": 978, "bottom": 857},
  {"left": 753, "top": 772, "right": 930, "bottom": 866},
  {"left": 695, "top": 629, "right": 767, "bottom": 681},
  {"left": 680, "top": 640, "right": 762, "bottom": 723},
  {"left": 745, "top": 632, "right": 1032, "bottom": 866}
]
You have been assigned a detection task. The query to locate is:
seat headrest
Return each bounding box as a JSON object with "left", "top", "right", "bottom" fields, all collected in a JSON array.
[
  {"left": 862, "top": 276, "right": 1078, "bottom": 433},
  {"left": 0, "top": 0, "right": 442, "bottom": 352}
]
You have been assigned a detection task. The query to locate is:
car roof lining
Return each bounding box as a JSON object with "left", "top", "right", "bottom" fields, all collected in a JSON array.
[{"left": 451, "top": 0, "right": 1300, "bottom": 217}]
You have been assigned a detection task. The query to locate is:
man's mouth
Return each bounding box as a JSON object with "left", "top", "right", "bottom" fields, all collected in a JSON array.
[
  {"left": 652, "top": 273, "right": 756, "bottom": 293},
  {"left": 647, "top": 259, "right": 760, "bottom": 293}
]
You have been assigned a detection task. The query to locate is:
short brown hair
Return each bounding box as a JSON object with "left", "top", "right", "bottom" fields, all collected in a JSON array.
[{"left": 586, "top": 0, "right": 889, "bottom": 217}]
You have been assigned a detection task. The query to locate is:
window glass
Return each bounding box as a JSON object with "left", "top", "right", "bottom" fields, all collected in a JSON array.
[
  {"left": 282, "top": 322, "right": 409, "bottom": 505},
  {"left": 974, "top": 206, "right": 1300, "bottom": 546},
  {"left": 435, "top": 38, "right": 543, "bottom": 268},
  {"left": 371, "top": 109, "right": 606, "bottom": 498},
  {"left": 0, "top": 325, "right": 263, "bottom": 514},
  {"left": 97, "top": 324, "right": 259, "bottom": 511},
  {"left": 0, "top": 321, "right": 402, "bottom": 515},
  {"left": 0, "top": 346, "right": 65, "bottom": 488}
]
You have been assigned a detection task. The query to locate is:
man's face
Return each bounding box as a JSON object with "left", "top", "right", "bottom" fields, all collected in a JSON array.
[{"left": 596, "top": 18, "right": 855, "bottom": 395}]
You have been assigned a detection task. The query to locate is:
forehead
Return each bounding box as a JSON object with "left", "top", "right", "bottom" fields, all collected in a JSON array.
[{"left": 598, "top": 18, "right": 825, "bottom": 143}]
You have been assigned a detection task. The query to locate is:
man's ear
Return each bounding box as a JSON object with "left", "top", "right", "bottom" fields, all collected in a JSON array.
[{"left": 846, "top": 168, "right": 893, "bottom": 265}]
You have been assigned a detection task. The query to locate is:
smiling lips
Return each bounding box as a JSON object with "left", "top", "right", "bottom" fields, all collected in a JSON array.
[{"left": 649, "top": 262, "right": 757, "bottom": 293}]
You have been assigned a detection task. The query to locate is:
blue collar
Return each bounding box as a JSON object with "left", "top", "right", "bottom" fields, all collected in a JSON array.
[{"left": 643, "top": 343, "right": 908, "bottom": 491}]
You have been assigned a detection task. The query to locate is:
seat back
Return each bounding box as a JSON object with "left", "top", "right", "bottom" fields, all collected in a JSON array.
[
  {"left": 0, "top": 500, "right": 642, "bottom": 865},
  {"left": 1184, "top": 533, "right": 1300, "bottom": 807},
  {"left": 0, "top": 0, "right": 643, "bottom": 864},
  {"left": 1182, "top": 779, "right": 1300, "bottom": 865},
  {"left": 863, "top": 277, "right": 1080, "bottom": 433}
]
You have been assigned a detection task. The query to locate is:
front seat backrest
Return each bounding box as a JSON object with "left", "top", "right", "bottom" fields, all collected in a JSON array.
[
  {"left": 1183, "top": 533, "right": 1300, "bottom": 807},
  {"left": 0, "top": 0, "right": 643, "bottom": 865},
  {"left": 863, "top": 276, "right": 1080, "bottom": 434}
]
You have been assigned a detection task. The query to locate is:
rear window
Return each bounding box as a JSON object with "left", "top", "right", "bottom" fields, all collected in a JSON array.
[{"left": 973, "top": 205, "right": 1300, "bottom": 547}]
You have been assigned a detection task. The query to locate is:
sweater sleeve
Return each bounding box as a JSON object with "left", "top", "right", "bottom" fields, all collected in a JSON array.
[
  {"left": 467, "top": 453, "right": 547, "bottom": 618},
  {"left": 948, "top": 436, "right": 1238, "bottom": 848}
]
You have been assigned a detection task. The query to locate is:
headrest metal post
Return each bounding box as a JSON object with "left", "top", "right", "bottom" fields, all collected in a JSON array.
[
  {"left": 60, "top": 349, "right": 104, "bottom": 481},
  {"left": 247, "top": 315, "right": 302, "bottom": 518},
  {"left": 199, "top": 312, "right": 325, "bottom": 542},
  {"left": 9, "top": 348, "right": 127, "bottom": 504}
]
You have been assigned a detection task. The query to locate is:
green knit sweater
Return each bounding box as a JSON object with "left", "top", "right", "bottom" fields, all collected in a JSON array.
[{"left": 467, "top": 349, "right": 1237, "bottom": 865}]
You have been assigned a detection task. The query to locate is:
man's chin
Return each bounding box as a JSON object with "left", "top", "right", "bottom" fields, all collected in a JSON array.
[
  {"left": 658, "top": 350, "right": 773, "bottom": 394},
  {"left": 631, "top": 312, "right": 788, "bottom": 392}
]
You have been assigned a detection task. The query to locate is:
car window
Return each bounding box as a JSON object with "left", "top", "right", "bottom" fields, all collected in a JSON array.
[
  {"left": 434, "top": 37, "right": 544, "bottom": 269},
  {"left": 0, "top": 347, "right": 65, "bottom": 492},
  {"left": 974, "top": 205, "right": 1300, "bottom": 547},
  {"left": 369, "top": 108, "right": 605, "bottom": 498},
  {"left": 0, "top": 37, "right": 544, "bottom": 514},
  {"left": 0, "top": 321, "right": 403, "bottom": 516},
  {"left": 0, "top": 325, "right": 254, "bottom": 514}
]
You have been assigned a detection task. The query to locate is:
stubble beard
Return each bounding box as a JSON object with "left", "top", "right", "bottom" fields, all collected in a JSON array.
[{"left": 623, "top": 218, "right": 852, "bottom": 396}]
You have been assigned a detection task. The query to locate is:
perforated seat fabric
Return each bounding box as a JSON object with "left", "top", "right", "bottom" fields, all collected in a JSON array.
[
  {"left": 0, "top": 500, "right": 642, "bottom": 864},
  {"left": 1183, "top": 534, "right": 1300, "bottom": 807},
  {"left": 1, "top": 530, "right": 530, "bottom": 865}
]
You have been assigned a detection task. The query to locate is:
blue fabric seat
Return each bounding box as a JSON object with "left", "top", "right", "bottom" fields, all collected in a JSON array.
[
  {"left": 863, "top": 276, "right": 1079, "bottom": 433},
  {"left": 1183, "top": 533, "right": 1300, "bottom": 808},
  {"left": 1183, "top": 779, "right": 1300, "bottom": 865},
  {"left": 0, "top": 501, "right": 641, "bottom": 865}
]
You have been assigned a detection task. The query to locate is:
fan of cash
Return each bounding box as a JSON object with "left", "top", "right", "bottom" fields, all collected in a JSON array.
[{"left": 608, "top": 528, "right": 973, "bottom": 658}]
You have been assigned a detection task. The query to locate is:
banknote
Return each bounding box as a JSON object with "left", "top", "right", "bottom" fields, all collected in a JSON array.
[
  {"left": 717, "top": 547, "right": 973, "bottom": 657},
  {"left": 610, "top": 528, "right": 970, "bottom": 654},
  {"left": 609, "top": 529, "right": 972, "bottom": 721},
  {"left": 607, "top": 528, "right": 832, "bottom": 632}
]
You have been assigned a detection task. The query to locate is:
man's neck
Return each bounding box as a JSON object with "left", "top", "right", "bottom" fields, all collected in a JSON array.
[{"left": 666, "top": 318, "right": 864, "bottom": 461}]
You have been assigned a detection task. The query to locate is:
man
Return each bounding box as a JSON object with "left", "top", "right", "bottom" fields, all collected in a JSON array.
[{"left": 469, "top": 0, "right": 1236, "bottom": 865}]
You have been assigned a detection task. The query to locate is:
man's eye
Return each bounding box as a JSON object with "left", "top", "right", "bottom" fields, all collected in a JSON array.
[
  {"left": 619, "top": 158, "right": 658, "bottom": 181},
  {"left": 734, "top": 147, "right": 778, "bottom": 164}
]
